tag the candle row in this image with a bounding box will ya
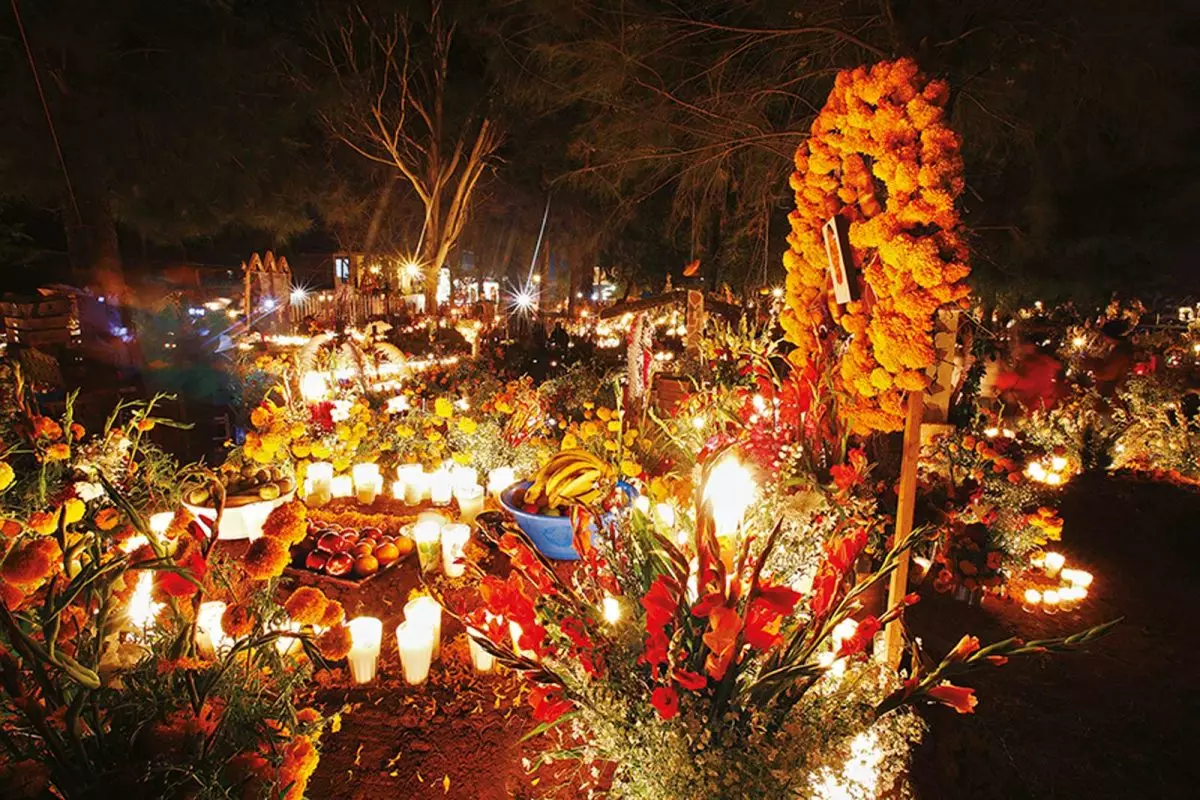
[304,460,502,523]
[346,598,496,685]
[410,515,472,577]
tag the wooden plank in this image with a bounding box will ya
[885,390,924,667]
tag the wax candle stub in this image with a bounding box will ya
[395,621,434,685]
[346,616,383,684]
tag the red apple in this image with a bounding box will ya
[341,530,360,545]
[305,549,330,571]
[325,552,354,577]
[352,541,374,558]
[361,527,382,539]
[317,531,345,553]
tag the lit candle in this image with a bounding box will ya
[309,461,334,489]
[454,484,485,525]
[330,475,353,499]
[1058,586,1081,612]
[704,456,756,538]
[127,570,164,635]
[346,616,383,684]
[405,596,443,660]
[196,601,228,656]
[412,520,442,574]
[299,371,330,402]
[440,523,470,578]
[395,621,435,685]
[653,503,676,532]
[357,475,382,505]
[149,512,174,537]
[487,467,515,500]
[452,466,478,492]
[1042,589,1060,615]
[428,469,453,506]
[404,469,427,506]
[1021,588,1042,613]
[391,479,407,501]
[1065,569,1093,590]
[1043,552,1065,579]
[633,495,651,515]
[508,619,535,659]
[467,627,495,673]
[602,594,621,624]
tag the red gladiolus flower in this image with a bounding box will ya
[528,684,573,723]
[945,635,980,663]
[836,615,883,659]
[157,540,208,598]
[744,599,785,650]
[926,682,978,714]
[650,685,679,721]
[809,567,840,617]
[641,576,680,628]
[755,584,802,614]
[673,668,707,691]
[702,606,743,680]
[690,592,724,618]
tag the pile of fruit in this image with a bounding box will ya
[511,449,615,516]
[291,524,413,581]
[187,462,295,507]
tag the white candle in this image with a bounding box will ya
[653,503,676,531]
[1043,552,1066,579]
[330,475,353,499]
[405,595,443,660]
[1042,589,1060,615]
[487,467,516,499]
[196,600,228,655]
[299,371,330,402]
[428,469,453,506]
[633,495,651,515]
[413,520,442,574]
[452,466,479,492]
[346,616,383,684]
[149,512,174,537]
[440,523,470,578]
[467,627,495,672]
[391,479,407,501]
[1021,588,1042,613]
[454,484,485,525]
[355,474,382,505]
[601,594,621,624]
[1064,569,1093,589]
[404,469,427,506]
[704,456,756,538]
[309,462,334,490]
[395,621,434,685]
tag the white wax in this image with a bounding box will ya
[346,616,383,684]
[440,523,471,578]
[330,475,353,498]
[429,470,453,506]
[413,520,442,574]
[395,621,434,684]
[454,484,485,525]
[467,628,495,673]
[405,596,443,660]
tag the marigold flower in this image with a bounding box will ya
[316,624,352,660]
[45,443,70,462]
[32,416,63,440]
[221,603,256,639]
[243,536,290,580]
[136,419,155,432]
[456,416,477,434]
[284,586,329,625]
[434,397,453,418]
[262,500,308,545]
[1,537,62,588]
[94,507,121,531]
[319,599,345,628]
[279,735,320,800]
[28,510,59,535]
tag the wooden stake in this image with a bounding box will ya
[885,390,925,667]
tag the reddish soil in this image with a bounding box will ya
[302,474,1200,798]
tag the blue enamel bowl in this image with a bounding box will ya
[499,480,635,561]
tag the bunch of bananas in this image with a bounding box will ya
[524,449,615,510]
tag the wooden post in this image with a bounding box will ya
[685,289,704,356]
[885,390,924,667]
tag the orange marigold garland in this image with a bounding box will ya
[781,57,971,434]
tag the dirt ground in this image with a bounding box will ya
[305,474,1200,798]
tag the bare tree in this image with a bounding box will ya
[314,2,501,312]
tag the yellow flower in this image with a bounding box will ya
[560,433,579,450]
[580,421,599,440]
[495,400,513,414]
[603,440,617,452]
[335,424,351,442]
[291,441,312,458]
[289,423,307,439]
[396,424,415,439]
[63,498,86,525]
[456,417,477,435]
[435,398,453,418]
[620,460,642,478]
[29,510,60,535]
[426,429,443,443]
[332,457,351,473]
[596,407,613,422]
[45,443,70,462]
[0,462,13,492]
[250,406,271,429]
[606,420,620,433]
[310,441,331,459]
[452,452,471,465]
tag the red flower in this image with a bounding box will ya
[754,584,802,614]
[702,606,743,680]
[926,682,978,714]
[156,540,208,597]
[308,402,334,433]
[809,567,840,618]
[528,684,573,724]
[650,685,679,721]
[641,576,680,628]
[945,635,980,663]
[500,533,555,594]
[640,627,671,678]
[835,615,882,659]
[690,592,724,618]
[672,668,707,691]
[827,528,867,572]
[744,599,785,650]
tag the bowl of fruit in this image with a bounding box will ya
[183,464,296,541]
[498,449,634,561]
[290,524,413,585]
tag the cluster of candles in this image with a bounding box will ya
[303,461,510,525]
[1021,551,1094,614]
[343,599,498,686]
[1024,455,1071,486]
[408,513,472,578]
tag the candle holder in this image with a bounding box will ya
[412,520,442,574]
[441,523,470,578]
[330,475,353,499]
[395,621,434,685]
[454,484,485,525]
[1021,588,1042,613]
[1042,589,1060,615]
[347,617,383,684]
[1042,552,1065,579]
[467,627,496,673]
[405,596,443,660]
[429,469,453,506]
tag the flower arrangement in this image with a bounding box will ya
[466,450,1115,798]
[0,383,335,798]
[781,57,971,434]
